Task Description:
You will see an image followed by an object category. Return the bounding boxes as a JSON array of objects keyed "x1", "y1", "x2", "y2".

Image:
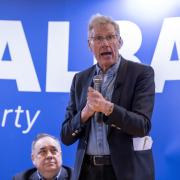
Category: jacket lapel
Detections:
[
  {"x1": 58, "y1": 166, "x2": 68, "y2": 180},
  {"x1": 111, "y1": 58, "x2": 128, "y2": 104},
  {"x1": 108, "y1": 58, "x2": 128, "y2": 136},
  {"x1": 79, "y1": 66, "x2": 96, "y2": 110}
]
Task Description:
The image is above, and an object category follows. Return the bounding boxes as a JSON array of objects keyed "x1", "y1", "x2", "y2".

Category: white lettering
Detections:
[
  {"x1": 1, "y1": 106, "x2": 41, "y2": 134},
  {"x1": 1, "y1": 19, "x2": 180, "y2": 94},
  {"x1": 0, "y1": 20, "x2": 41, "y2": 92},
  {"x1": 1, "y1": 109, "x2": 13, "y2": 127},
  {"x1": 151, "y1": 17, "x2": 180, "y2": 93},
  {"x1": 14, "y1": 105, "x2": 24, "y2": 127},
  {"x1": 117, "y1": 21, "x2": 142, "y2": 63},
  {"x1": 46, "y1": 22, "x2": 77, "y2": 92},
  {"x1": 22, "y1": 110, "x2": 41, "y2": 134}
]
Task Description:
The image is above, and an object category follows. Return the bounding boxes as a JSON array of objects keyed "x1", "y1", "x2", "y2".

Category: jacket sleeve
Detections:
[
  {"x1": 104, "y1": 65, "x2": 155, "y2": 137},
  {"x1": 60, "y1": 73, "x2": 87, "y2": 145}
]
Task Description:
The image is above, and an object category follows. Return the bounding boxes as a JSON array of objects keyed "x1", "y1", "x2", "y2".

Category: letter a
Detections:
[
  {"x1": 0, "y1": 20, "x2": 41, "y2": 91},
  {"x1": 151, "y1": 17, "x2": 180, "y2": 93}
]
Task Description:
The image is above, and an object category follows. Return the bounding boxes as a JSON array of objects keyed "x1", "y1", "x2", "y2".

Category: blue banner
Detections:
[{"x1": 0, "y1": 0, "x2": 180, "y2": 179}]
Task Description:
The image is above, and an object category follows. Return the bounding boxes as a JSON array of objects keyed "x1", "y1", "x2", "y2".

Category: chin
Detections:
[
  {"x1": 45, "y1": 166, "x2": 58, "y2": 173},
  {"x1": 45, "y1": 163, "x2": 57, "y2": 168},
  {"x1": 102, "y1": 59, "x2": 114, "y2": 66}
]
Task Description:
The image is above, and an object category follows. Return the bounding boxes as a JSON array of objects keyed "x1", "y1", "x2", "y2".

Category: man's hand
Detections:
[
  {"x1": 81, "y1": 87, "x2": 114, "y2": 123},
  {"x1": 81, "y1": 102, "x2": 95, "y2": 123},
  {"x1": 87, "y1": 87, "x2": 107, "y2": 112}
]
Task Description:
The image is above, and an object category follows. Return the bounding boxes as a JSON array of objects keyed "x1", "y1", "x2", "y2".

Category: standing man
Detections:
[
  {"x1": 13, "y1": 133, "x2": 72, "y2": 180},
  {"x1": 61, "y1": 14, "x2": 155, "y2": 180}
]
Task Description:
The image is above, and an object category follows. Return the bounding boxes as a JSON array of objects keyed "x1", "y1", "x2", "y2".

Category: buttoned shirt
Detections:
[
  {"x1": 37, "y1": 168, "x2": 61, "y2": 180},
  {"x1": 86, "y1": 56, "x2": 121, "y2": 155}
]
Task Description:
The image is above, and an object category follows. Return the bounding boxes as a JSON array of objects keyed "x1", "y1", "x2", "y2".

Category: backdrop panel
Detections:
[{"x1": 0, "y1": 0, "x2": 180, "y2": 179}]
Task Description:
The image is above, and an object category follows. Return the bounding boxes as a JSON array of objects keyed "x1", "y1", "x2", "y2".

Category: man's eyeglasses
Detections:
[{"x1": 90, "y1": 34, "x2": 118, "y2": 44}]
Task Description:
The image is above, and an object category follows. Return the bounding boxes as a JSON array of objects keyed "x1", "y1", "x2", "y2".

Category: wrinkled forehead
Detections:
[
  {"x1": 34, "y1": 137, "x2": 60, "y2": 151},
  {"x1": 90, "y1": 23, "x2": 116, "y2": 36}
]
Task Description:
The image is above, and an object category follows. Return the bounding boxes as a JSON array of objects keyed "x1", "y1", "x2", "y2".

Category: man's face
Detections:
[
  {"x1": 88, "y1": 23, "x2": 122, "y2": 71},
  {"x1": 32, "y1": 137, "x2": 62, "y2": 179}
]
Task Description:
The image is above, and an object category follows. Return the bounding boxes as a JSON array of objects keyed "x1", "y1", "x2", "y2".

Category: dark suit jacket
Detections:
[
  {"x1": 61, "y1": 57, "x2": 155, "y2": 180},
  {"x1": 13, "y1": 165, "x2": 72, "y2": 180}
]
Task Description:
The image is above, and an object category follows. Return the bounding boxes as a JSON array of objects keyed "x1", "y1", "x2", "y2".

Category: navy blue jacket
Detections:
[
  {"x1": 61, "y1": 57, "x2": 155, "y2": 180},
  {"x1": 13, "y1": 165, "x2": 72, "y2": 180}
]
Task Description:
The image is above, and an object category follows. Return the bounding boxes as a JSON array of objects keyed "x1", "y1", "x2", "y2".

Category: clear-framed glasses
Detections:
[{"x1": 90, "y1": 34, "x2": 118, "y2": 44}]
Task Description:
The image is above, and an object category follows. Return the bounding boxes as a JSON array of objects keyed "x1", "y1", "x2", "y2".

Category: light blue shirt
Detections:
[
  {"x1": 86, "y1": 57, "x2": 121, "y2": 155},
  {"x1": 37, "y1": 168, "x2": 61, "y2": 180}
]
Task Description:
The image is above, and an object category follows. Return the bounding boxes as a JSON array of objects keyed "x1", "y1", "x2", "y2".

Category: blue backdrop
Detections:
[{"x1": 0, "y1": 0, "x2": 180, "y2": 179}]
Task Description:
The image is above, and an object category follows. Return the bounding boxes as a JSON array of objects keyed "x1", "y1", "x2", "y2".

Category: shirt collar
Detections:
[
  {"x1": 37, "y1": 168, "x2": 62, "y2": 180},
  {"x1": 96, "y1": 55, "x2": 121, "y2": 76}
]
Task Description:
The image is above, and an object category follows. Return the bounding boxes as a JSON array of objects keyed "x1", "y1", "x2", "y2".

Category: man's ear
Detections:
[
  {"x1": 88, "y1": 39, "x2": 93, "y2": 51},
  {"x1": 118, "y1": 37, "x2": 123, "y2": 49},
  {"x1": 31, "y1": 154, "x2": 36, "y2": 166}
]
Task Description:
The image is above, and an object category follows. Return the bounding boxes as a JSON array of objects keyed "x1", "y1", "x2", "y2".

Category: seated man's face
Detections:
[{"x1": 32, "y1": 136, "x2": 62, "y2": 179}]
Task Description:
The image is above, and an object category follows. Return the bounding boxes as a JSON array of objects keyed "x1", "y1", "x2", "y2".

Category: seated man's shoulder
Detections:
[
  {"x1": 13, "y1": 168, "x2": 37, "y2": 180},
  {"x1": 61, "y1": 165, "x2": 73, "y2": 180},
  {"x1": 13, "y1": 166, "x2": 73, "y2": 180}
]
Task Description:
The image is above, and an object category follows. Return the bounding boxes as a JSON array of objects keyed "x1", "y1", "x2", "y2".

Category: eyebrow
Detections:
[
  {"x1": 91, "y1": 33, "x2": 116, "y2": 37},
  {"x1": 39, "y1": 146, "x2": 58, "y2": 150}
]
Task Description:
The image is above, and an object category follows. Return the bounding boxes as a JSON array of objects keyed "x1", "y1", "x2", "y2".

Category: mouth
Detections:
[
  {"x1": 100, "y1": 51, "x2": 112, "y2": 56},
  {"x1": 46, "y1": 161, "x2": 56, "y2": 165}
]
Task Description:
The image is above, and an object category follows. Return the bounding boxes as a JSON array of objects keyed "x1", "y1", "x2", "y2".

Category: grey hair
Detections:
[
  {"x1": 31, "y1": 133, "x2": 61, "y2": 154},
  {"x1": 88, "y1": 13, "x2": 120, "y2": 38}
]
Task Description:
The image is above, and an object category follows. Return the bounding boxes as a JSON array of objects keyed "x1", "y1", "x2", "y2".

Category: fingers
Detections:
[
  {"x1": 88, "y1": 86, "x2": 94, "y2": 92},
  {"x1": 87, "y1": 86, "x2": 105, "y2": 112},
  {"x1": 87, "y1": 86, "x2": 100, "y2": 98},
  {"x1": 81, "y1": 102, "x2": 95, "y2": 123}
]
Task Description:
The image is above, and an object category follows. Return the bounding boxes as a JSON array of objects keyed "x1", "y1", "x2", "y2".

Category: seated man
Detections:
[{"x1": 13, "y1": 133, "x2": 72, "y2": 180}]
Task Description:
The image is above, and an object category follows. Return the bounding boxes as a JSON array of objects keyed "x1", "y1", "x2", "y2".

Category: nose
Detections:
[
  {"x1": 100, "y1": 37, "x2": 109, "y2": 45},
  {"x1": 46, "y1": 150, "x2": 53, "y2": 159}
]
